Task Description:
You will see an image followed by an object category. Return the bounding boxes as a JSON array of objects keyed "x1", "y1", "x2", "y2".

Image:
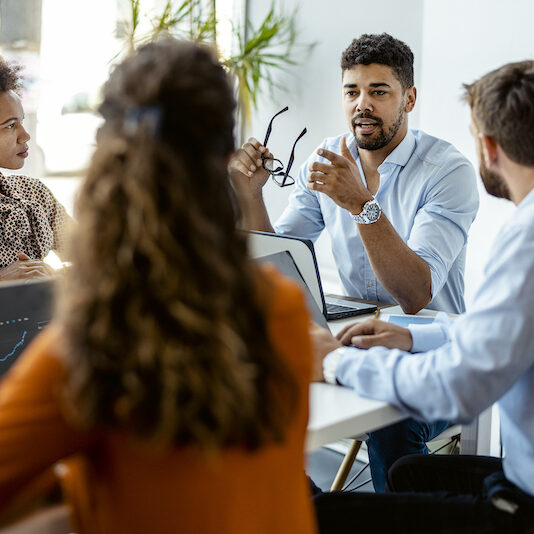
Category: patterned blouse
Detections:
[{"x1": 0, "y1": 172, "x2": 70, "y2": 268}]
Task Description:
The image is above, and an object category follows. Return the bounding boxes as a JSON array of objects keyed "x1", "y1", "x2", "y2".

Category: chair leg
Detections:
[
  {"x1": 330, "y1": 440, "x2": 362, "y2": 491},
  {"x1": 430, "y1": 434, "x2": 461, "y2": 455},
  {"x1": 330, "y1": 432, "x2": 462, "y2": 493}
]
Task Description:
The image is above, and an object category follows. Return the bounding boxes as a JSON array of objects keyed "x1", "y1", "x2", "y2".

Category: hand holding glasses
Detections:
[{"x1": 262, "y1": 106, "x2": 307, "y2": 187}]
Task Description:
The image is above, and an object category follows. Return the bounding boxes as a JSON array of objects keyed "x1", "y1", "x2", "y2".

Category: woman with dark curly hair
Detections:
[
  {"x1": 0, "y1": 57, "x2": 70, "y2": 280},
  {"x1": 0, "y1": 39, "x2": 316, "y2": 533}
]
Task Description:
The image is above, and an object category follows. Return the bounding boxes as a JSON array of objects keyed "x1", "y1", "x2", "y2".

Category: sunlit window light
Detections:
[{"x1": 216, "y1": 0, "x2": 236, "y2": 61}]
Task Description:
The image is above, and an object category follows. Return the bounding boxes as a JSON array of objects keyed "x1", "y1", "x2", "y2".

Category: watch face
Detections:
[{"x1": 366, "y1": 201, "x2": 381, "y2": 222}]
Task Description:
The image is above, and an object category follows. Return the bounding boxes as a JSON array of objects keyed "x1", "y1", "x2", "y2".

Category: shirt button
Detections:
[{"x1": 367, "y1": 280, "x2": 374, "y2": 287}]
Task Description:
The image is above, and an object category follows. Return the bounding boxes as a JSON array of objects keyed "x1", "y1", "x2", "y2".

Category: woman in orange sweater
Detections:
[{"x1": 0, "y1": 39, "x2": 316, "y2": 534}]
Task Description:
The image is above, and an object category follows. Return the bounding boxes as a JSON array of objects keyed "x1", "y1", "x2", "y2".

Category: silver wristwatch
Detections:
[{"x1": 350, "y1": 198, "x2": 382, "y2": 224}]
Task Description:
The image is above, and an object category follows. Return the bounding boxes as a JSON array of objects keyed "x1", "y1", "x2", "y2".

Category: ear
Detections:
[
  {"x1": 405, "y1": 86, "x2": 416, "y2": 112},
  {"x1": 480, "y1": 133, "x2": 499, "y2": 168}
]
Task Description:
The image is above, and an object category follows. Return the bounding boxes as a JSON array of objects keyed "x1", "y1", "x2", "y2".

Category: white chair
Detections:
[{"x1": 330, "y1": 424, "x2": 462, "y2": 491}]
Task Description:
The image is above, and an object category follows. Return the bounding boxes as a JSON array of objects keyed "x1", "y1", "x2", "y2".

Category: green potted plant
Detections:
[{"x1": 114, "y1": 0, "x2": 310, "y2": 143}]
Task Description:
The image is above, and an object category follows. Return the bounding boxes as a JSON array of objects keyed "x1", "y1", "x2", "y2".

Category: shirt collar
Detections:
[
  {"x1": 347, "y1": 129, "x2": 416, "y2": 171},
  {"x1": 378, "y1": 129, "x2": 416, "y2": 171}
]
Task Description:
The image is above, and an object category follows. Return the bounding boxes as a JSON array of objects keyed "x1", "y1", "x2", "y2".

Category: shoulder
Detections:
[
  {"x1": 11, "y1": 325, "x2": 64, "y2": 374},
  {"x1": 2, "y1": 174, "x2": 57, "y2": 200},
  {"x1": 256, "y1": 264, "x2": 312, "y2": 377},
  {"x1": 411, "y1": 129, "x2": 474, "y2": 173},
  {"x1": 482, "y1": 197, "x2": 534, "y2": 296},
  {"x1": 501, "y1": 195, "x2": 534, "y2": 243},
  {"x1": 0, "y1": 325, "x2": 65, "y2": 403},
  {"x1": 257, "y1": 264, "x2": 308, "y2": 319},
  {"x1": 408, "y1": 131, "x2": 477, "y2": 201},
  {"x1": 3, "y1": 174, "x2": 47, "y2": 189}
]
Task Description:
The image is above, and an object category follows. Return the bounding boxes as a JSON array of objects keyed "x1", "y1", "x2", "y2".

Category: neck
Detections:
[
  {"x1": 498, "y1": 149, "x2": 534, "y2": 205},
  {"x1": 506, "y1": 166, "x2": 534, "y2": 205},
  {"x1": 357, "y1": 122, "x2": 408, "y2": 172}
]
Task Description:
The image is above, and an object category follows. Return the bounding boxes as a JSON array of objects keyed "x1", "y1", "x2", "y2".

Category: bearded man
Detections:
[{"x1": 230, "y1": 33, "x2": 479, "y2": 492}]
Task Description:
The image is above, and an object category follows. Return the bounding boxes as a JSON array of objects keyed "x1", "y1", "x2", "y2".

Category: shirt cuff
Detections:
[
  {"x1": 409, "y1": 324, "x2": 448, "y2": 352},
  {"x1": 322, "y1": 349, "x2": 344, "y2": 384}
]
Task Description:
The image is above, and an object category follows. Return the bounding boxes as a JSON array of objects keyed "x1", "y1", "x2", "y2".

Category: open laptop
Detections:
[
  {"x1": 248, "y1": 231, "x2": 376, "y2": 320},
  {"x1": 256, "y1": 251, "x2": 330, "y2": 330},
  {"x1": 0, "y1": 279, "x2": 55, "y2": 377}
]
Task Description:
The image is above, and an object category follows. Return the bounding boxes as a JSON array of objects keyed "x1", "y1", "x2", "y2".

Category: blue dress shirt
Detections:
[
  {"x1": 325, "y1": 189, "x2": 534, "y2": 497},
  {"x1": 274, "y1": 129, "x2": 479, "y2": 313}
]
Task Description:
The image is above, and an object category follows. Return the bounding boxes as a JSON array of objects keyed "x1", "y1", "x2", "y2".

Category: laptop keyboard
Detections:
[
  {"x1": 326, "y1": 303, "x2": 355, "y2": 314},
  {"x1": 325, "y1": 300, "x2": 377, "y2": 320}
]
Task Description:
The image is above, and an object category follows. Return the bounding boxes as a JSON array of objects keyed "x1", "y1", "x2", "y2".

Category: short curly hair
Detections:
[
  {"x1": 341, "y1": 33, "x2": 414, "y2": 90},
  {"x1": 0, "y1": 56, "x2": 22, "y2": 93}
]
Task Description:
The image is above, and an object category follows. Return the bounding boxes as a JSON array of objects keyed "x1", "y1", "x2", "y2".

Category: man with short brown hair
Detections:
[{"x1": 311, "y1": 60, "x2": 534, "y2": 533}]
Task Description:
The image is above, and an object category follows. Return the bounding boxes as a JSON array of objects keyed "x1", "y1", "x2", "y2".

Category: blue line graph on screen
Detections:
[{"x1": 0, "y1": 331, "x2": 27, "y2": 362}]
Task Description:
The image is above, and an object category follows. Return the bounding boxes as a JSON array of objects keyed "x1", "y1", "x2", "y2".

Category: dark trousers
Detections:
[
  {"x1": 314, "y1": 455, "x2": 534, "y2": 533},
  {"x1": 367, "y1": 417, "x2": 451, "y2": 492}
]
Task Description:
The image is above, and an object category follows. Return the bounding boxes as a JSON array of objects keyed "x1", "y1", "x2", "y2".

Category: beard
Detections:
[
  {"x1": 478, "y1": 151, "x2": 511, "y2": 200},
  {"x1": 352, "y1": 104, "x2": 405, "y2": 151}
]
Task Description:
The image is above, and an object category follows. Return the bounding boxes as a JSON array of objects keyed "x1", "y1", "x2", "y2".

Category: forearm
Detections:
[
  {"x1": 358, "y1": 215, "x2": 432, "y2": 313},
  {"x1": 333, "y1": 343, "x2": 481, "y2": 423},
  {"x1": 236, "y1": 190, "x2": 274, "y2": 232}
]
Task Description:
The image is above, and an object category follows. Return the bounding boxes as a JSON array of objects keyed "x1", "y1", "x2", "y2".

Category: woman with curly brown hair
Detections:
[{"x1": 0, "y1": 39, "x2": 316, "y2": 534}]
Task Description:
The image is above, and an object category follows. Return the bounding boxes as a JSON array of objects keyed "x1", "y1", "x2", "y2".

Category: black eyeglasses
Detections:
[{"x1": 261, "y1": 106, "x2": 307, "y2": 187}]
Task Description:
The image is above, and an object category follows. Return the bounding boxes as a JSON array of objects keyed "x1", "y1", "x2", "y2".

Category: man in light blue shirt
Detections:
[
  {"x1": 230, "y1": 33, "x2": 478, "y2": 492},
  {"x1": 276, "y1": 128, "x2": 476, "y2": 315},
  {"x1": 230, "y1": 33, "x2": 478, "y2": 316},
  {"x1": 311, "y1": 60, "x2": 534, "y2": 532}
]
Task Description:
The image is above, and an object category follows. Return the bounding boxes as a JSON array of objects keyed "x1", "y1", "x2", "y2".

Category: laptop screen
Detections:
[
  {"x1": 255, "y1": 251, "x2": 330, "y2": 330},
  {"x1": 248, "y1": 230, "x2": 325, "y2": 313},
  {"x1": 0, "y1": 279, "x2": 55, "y2": 377}
]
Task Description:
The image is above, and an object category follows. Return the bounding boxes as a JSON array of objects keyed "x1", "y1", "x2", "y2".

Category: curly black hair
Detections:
[
  {"x1": 0, "y1": 56, "x2": 22, "y2": 93},
  {"x1": 341, "y1": 33, "x2": 414, "y2": 90}
]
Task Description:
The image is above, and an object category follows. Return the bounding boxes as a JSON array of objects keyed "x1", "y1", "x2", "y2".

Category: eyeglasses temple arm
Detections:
[
  {"x1": 263, "y1": 106, "x2": 289, "y2": 147},
  {"x1": 282, "y1": 127, "x2": 307, "y2": 179}
]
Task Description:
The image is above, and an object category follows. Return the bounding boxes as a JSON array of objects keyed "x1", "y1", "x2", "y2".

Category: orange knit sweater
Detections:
[{"x1": 0, "y1": 267, "x2": 316, "y2": 534}]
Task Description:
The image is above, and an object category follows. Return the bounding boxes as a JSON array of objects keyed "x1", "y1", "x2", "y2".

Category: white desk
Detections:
[
  {"x1": 306, "y1": 382, "x2": 405, "y2": 452},
  {"x1": 306, "y1": 305, "x2": 407, "y2": 452}
]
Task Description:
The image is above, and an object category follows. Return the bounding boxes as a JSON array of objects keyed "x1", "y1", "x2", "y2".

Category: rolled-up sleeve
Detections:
[{"x1": 407, "y1": 160, "x2": 478, "y2": 298}]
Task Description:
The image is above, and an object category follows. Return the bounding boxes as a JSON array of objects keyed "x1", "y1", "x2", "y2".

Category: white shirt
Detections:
[
  {"x1": 325, "y1": 188, "x2": 534, "y2": 497},
  {"x1": 274, "y1": 129, "x2": 479, "y2": 313}
]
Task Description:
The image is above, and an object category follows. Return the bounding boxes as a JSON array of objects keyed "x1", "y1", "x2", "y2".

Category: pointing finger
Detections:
[
  {"x1": 340, "y1": 136, "x2": 356, "y2": 164},
  {"x1": 316, "y1": 148, "x2": 347, "y2": 167}
]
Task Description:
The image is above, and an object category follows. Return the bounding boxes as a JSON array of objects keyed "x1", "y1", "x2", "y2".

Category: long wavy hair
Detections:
[{"x1": 58, "y1": 39, "x2": 297, "y2": 450}]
